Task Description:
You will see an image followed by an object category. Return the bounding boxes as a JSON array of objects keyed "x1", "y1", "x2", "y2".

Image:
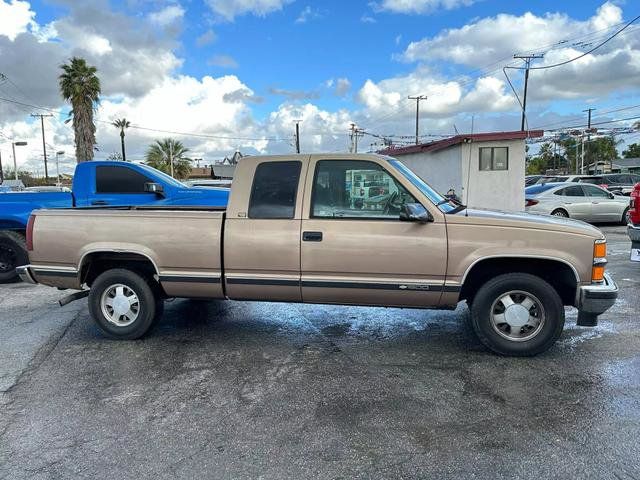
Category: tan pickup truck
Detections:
[{"x1": 18, "y1": 153, "x2": 618, "y2": 356}]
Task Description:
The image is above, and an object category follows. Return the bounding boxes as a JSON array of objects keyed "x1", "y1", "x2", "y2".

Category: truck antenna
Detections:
[{"x1": 464, "y1": 115, "x2": 475, "y2": 217}]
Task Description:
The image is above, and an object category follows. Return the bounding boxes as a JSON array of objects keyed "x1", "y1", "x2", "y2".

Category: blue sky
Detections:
[{"x1": 0, "y1": 0, "x2": 639, "y2": 168}]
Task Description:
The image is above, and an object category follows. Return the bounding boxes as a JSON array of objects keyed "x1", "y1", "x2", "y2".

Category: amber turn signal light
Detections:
[
  {"x1": 592, "y1": 265, "x2": 605, "y2": 282},
  {"x1": 593, "y1": 242, "x2": 606, "y2": 259}
]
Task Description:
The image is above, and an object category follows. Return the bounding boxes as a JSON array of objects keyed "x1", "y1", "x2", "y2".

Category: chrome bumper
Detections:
[
  {"x1": 628, "y1": 223, "x2": 640, "y2": 242},
  {"x1": 576, "y1": 272, "x2": 618, "y2": 326},
  {"x1": 16, "y1": 265, "x2": 37, "y2": 285}
]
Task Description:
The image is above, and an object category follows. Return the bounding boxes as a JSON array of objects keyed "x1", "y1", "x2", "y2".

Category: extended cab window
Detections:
[
  {"x1": 96, "y1": 166, "x2": 152, "y2": 194},
  {"x1": 312, "y1": 160, "x2": 417, "y2": 219},
  {"x1": 248, "y1": 161, "x2": 302, "y2": 219}
]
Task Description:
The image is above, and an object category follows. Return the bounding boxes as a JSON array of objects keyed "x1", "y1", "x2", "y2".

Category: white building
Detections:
[{"x1": 380, "y1": 130, "x2": 543, "y2": 212}]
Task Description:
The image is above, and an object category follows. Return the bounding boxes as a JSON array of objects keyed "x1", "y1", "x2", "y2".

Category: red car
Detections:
[{"x1": 629, "y1": 183, "x2": 640, "y2": 261}]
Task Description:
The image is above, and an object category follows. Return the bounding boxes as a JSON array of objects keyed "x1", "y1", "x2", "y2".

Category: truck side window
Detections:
[
  {"x1": 248, "y1": 161, "x2": 302, "y2": 219},
  {"x1": 96, "y1": 166, "x2": 152, "y2": 194},
  {"x1": 311, "y1": 160, "x2": 417, "y2": 219}
]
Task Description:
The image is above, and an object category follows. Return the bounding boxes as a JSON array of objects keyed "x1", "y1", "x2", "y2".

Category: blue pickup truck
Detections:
[{"x1": 0, "y1": 161, "x2": 229, "y2": 282}]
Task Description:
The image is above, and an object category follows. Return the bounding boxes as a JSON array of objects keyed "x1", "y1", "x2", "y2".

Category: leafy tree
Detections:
[
  {"x1": 112, "y1": 118, "x2": 131, "y2": 161},
  {"x1": 145, "y1": 138, "x2": 192, "y2": 179},
  {"x1": 622, "y1": 143, "x2": 640, "y2": 159},
  {"x1": 59, "y1": 57, "x2": 101, "y2": 162}
]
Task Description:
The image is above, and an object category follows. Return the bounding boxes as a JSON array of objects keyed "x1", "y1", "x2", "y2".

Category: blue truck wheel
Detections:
[{"x1": 0, "y1": 231, "x2": 27, "y2": 283}]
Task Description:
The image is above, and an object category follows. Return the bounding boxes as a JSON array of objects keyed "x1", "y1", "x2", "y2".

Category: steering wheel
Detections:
[{"x1": 383, "y1": 191, "x2": 399, "y2": 215}]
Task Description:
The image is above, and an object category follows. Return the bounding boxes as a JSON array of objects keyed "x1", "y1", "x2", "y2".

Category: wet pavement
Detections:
[{"x1": 0, "y1": 225, "x2": 638, "y2": 479}]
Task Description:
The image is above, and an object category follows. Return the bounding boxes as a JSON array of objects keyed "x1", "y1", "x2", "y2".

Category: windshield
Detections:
[
  {"x1": 387, "y1": 159, "x2": 457, "y2": 213},
  {"x1": 135, "y1": 163, "x2": 188, "y2": 189}
]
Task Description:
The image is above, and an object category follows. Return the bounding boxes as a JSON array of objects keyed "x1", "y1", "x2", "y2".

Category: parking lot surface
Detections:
[{"x1": 0, "y1": 225, "x2": 638, "y2": 479}]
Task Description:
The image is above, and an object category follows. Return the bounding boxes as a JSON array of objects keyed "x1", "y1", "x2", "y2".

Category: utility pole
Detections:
[
  {"x1": 513, "y1": 54, "x2": 544, "y2": 132},
  {"x1": 31, "y1": 113, "x2": 53, "y2": 180},
  {"x1": 583, "y1": 107, "x2": 595, "y2": 173},
  {"x1": 169, "y1": 141, "x2": 174, "y2": 178},
  {"x1": 294, "y1": 120, "x2": 301, "y2": 154},
  {"x1": 349, "y1": 123, "x2": 364, "y2": 153},
  {"x1": 0, "y1": 150, "x2": 3, "y2": 184},
  {"x1": 408, "y1": 95, "x2": 427, "y2": 144}
]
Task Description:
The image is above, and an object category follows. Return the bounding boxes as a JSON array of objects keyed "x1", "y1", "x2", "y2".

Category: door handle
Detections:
[
  {"x1": 302, "y1": 231, "x2": 323, "y2": 242},
  {"x1": 91, "y1": 200, "x2": 107, "y2": 206}
]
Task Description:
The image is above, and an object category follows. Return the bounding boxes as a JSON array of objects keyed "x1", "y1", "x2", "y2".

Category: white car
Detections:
[{"x1": 525, "y1": 182, "x2": 630, "y2": 224}]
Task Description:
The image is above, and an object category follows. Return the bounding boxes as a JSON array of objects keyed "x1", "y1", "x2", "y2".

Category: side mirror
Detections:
[
  {"x1": 144, "y1": 182, "x2": 164, "y2": 195},
  {"x1": 608, "y1": 192, "x2": 614, "y2": 199},
  {"x1": 400, "y1": 203, "x2": 433, "y2": 223}
]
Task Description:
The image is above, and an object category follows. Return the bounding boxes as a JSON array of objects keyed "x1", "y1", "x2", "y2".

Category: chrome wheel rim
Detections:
[
  {"x1": 490, "y1": 290, "x2": 545, "y2": 342},
  {"x1": 100, "y1": 284, "x2": 140, "y2": 327},
  {"x1": 552, "y1": 210, "x2": 567, "y2": 217}
]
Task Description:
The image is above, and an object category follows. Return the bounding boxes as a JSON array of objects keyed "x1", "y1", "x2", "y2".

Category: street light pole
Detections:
[
  {"x1": 11, "y1": 141, "x2": 27, "y2": 181},
  {"x1": 56, "y1": 150, "x2": 64, "y2": 185}
]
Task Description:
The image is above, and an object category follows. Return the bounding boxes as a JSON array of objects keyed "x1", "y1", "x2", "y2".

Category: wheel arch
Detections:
[
  {"x1": 460, "y1": 256, "x2": 579, "y2": 306},
  {"x1": 79, "y1": 250, "x2": 160, "y2": 287}
]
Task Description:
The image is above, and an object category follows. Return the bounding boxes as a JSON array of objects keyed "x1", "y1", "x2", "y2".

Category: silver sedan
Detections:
[{"x1": 525, "y1": 182, "x2": 630, "y2": 224}]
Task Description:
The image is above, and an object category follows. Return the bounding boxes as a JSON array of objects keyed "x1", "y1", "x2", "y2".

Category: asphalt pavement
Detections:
[{"x1": 0, "y1": 225, "x2": 638, "y2": 479}]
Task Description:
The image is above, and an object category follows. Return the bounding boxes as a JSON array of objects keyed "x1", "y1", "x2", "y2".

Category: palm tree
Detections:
[
  {"x1": 59, "y1": 57, "x2": 101, "y2": 162},
  {"x1": 145, "y1": 138, "x2": 192, "y2": 179},
  {"x1": 112, "y1": 118, "x2": 130, "y2": 161}
]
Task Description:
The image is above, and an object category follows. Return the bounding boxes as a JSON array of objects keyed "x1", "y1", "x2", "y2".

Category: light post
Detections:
[
  {"x1": 55, "y1": 150, "x2": 64, "y2": 186},
  {"x1": 11, "y1": 141, "x2": 27, "y2": 181}
]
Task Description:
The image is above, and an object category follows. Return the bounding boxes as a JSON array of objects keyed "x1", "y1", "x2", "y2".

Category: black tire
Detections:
[
  {"x1": 0, "y1": 231, "x2": 28, "y2": 283},
  {"x1": 550, "y1": 209, "x2": 569, "y2": 218},
  {"x1": 621, "y1": 207, "x2": 630, "y2": 226},
  {"x1": 470, "y1": 273, "x2": 565, "y2": 356},
  {"x1": 88, "y1": 268, "x2": 158, "y2": 340}
]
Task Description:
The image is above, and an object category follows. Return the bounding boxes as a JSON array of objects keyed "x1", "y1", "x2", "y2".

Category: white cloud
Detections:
[
  {"x1": 374, "y1": 0, "x2": 474, "y2": 15},
  {"x1": 205, "y1": 0, "x2": 294, "y2": 21},
  {"x1": 395, "y1": 2, "x2": 640, "y2": 103},
  {"x1": 360, "y1": 14, "x2": 376, "y2": 24},
  {"x1": 196, "y1": 29, "x2": 217, "y2": 47},
  {"x1": 148, "y1": 4, "x2": 185, "y2": 26},
  {"x1": 335, "y1": 78, "x2": 351, "y2": 96},
  {"x1": 207, "y1": 54, "x2": 239, "y2": 68},
  {"x1": 0, "y1": 0, "x2": 35, "y2": 40},
  {"x1": 295, "y1": 6, "x2": 322, "y2": 24}
]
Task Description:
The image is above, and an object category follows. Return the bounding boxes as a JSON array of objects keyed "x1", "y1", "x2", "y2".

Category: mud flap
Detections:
[{"x1": 577, "y1": 311, "x2": 598, "y2": 327}]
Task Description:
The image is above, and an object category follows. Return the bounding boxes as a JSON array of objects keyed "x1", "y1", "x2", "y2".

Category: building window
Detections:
[{"x1": 479, "y1": 147, "x2": 509, "y2": 171}]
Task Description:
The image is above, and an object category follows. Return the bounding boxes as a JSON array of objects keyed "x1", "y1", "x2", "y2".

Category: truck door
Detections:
[
  {"x1": 89, "y1": 165, "x2": 158, "y2": 206},
  {"x1": 300, "y1": 157, "x2": 448, "y2": 307},
  {"x1": 224, "y1": 159, "x2": 306, "y2": 302}
]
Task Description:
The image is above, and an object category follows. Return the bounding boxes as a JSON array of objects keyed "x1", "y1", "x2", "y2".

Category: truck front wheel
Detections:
[
  {"x1": 88, "y1": 269, "x2": 159, "y2": 340},
  {"x1": 470, "y1": 273, "x2": 565, "y2": 356},
  {"x1": 0, "y1": 231, "x2": 28, "y2": 283}
]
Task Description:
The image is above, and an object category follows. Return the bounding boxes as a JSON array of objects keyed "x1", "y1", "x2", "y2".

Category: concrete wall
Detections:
[{"x1": 393, "y1": 138, "x2": 525, "y2": 212}]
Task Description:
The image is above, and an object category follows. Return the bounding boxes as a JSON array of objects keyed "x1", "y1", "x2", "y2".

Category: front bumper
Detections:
[
  {"x1": 628, "y1": 223, "x2": 640, "y2": 242},
  {"x1": 16, "y1": 265, "x2": 37, "y2": 284},
  {"x1": 576, "y1": 272, "x2": 618, "y2": 326}
]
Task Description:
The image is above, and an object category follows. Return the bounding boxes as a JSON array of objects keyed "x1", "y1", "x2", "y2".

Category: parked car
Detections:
[
  {"x1": 628, "y1": 182, "x2": 640, "y2": 261},
  {"x1": 0, "y1": 161, "x2": 229, "y2": 283},
  {"x1": 534, "y1": 174, "x2": 605, "y2": 186},
  {"x1": 184, "y1": 179, "x2": 232, "y2": 189},
  {"x1": 597, "y1": 173, "x2": 640, "y2": 196},
  {"x1": 20, "y1": 153, "x2": 617, "y2": 357},
  {"x1": 525, "y1": 183, "x2": 629, "y2": 224},
  {"x1": 525, "y1": 175, "x2": 544, "y2": 187},
  {"x1": 24, "y1": 186, "x2": 72, "y2": 192}
]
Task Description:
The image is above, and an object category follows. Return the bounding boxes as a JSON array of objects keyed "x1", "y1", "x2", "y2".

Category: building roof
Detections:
[{"x1": 378, "y1": 130, "x2": 544, "y2": 156}]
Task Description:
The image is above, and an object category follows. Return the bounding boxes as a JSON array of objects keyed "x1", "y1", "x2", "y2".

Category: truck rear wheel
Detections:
[
  {"x1": 470, "y1": 273, "x2": 564, "y2": 356},
  {"x1": 88, "y1": 269, "x2": 159, "y2": 340},
  {"x1": 0, "y1": 231, "x2": 28, "y2": 283}
]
